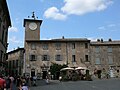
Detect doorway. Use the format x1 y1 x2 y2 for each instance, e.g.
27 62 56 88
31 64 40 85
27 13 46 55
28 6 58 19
42 71 47 79
97 70 101 79
31 69 35 77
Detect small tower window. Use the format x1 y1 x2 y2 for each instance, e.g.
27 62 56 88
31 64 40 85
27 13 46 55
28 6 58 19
31 44 36 50
72 43 75 49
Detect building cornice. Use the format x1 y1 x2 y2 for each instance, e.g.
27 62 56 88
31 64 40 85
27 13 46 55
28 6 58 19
7 48 24 54
25 38 90 43
1 0 11 27
90 41 120 46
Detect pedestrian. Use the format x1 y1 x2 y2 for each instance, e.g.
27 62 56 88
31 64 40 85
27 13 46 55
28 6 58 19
59 76 62 82
0 75 6 90
6 75 11 90
21 83 29 90
9 75 14 90
26 76 30 87
16 76 22 90
30 77 33 86
32 76 37 86
46 76 49 84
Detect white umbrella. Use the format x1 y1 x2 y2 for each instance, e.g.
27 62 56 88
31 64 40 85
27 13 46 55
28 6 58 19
60 67 74 71
75 67 87 70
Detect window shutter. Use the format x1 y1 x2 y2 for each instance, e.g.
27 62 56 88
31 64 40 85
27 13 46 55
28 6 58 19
35 55 37 61
47 55 50 61
60 55 63 61
55 55 57 60
29 55 32 61
42 55 44 61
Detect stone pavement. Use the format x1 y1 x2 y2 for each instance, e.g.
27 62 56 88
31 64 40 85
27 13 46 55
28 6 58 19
30 78 120 90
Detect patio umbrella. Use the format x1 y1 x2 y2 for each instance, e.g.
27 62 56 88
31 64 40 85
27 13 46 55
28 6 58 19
60 67 74 71
75 67 87 70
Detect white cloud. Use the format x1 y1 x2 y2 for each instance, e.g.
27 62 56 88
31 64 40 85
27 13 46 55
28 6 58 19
8 27 18 32
98 26 106 30
44 7 67 20
98 23 118 31
88 37 97 41
107 24 116 27
44 0 113 20
8 36 22 44
61 0 113 15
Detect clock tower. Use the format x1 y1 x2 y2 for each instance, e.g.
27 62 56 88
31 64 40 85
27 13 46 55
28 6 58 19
23 12 42 76
23 12 42 40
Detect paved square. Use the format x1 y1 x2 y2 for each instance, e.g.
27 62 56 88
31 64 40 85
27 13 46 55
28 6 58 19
30 78 120 90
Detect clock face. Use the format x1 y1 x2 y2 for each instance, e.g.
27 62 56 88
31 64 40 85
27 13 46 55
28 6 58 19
29 22 37 30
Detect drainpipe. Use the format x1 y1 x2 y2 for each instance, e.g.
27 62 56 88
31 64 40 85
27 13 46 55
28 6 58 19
66 42 68 66
23 50 26 76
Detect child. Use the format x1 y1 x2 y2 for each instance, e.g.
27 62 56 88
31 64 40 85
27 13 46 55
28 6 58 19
46 76 49 84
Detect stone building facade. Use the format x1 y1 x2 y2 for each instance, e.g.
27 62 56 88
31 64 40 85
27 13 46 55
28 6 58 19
90 39 120 78
7 48 24 76
23 17 120 78
24 39 90 78
6 15 120 78
0 0 11 75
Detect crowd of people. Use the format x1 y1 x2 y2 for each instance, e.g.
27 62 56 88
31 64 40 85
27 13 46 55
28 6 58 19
0 74 37 90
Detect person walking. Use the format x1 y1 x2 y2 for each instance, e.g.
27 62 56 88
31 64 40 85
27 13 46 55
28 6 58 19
19 77 30 90
16 76 22 90
21 83 29 90
26 76 30 87
32 76 37 86
9 75 15 90
45 76 49 84
0 75 6 90
6 76 11 90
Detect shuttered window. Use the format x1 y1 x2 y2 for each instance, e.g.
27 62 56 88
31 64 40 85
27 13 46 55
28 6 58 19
42 55 50 61
55 55 62 61
29 55 37 61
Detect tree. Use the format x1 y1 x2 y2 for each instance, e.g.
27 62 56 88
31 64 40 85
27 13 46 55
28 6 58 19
50 63 67 79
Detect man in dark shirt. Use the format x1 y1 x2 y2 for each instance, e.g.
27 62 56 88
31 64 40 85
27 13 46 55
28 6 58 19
6 76 11 90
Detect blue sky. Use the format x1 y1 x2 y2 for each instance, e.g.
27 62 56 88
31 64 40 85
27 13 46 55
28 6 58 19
7 0 120 52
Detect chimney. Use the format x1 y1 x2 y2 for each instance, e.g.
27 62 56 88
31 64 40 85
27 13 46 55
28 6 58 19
97 39 100 42
108 38 112 42
62 36 65 39
101 38 103 42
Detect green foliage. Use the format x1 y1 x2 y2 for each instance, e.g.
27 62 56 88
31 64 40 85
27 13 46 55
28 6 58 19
50 63 68 78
